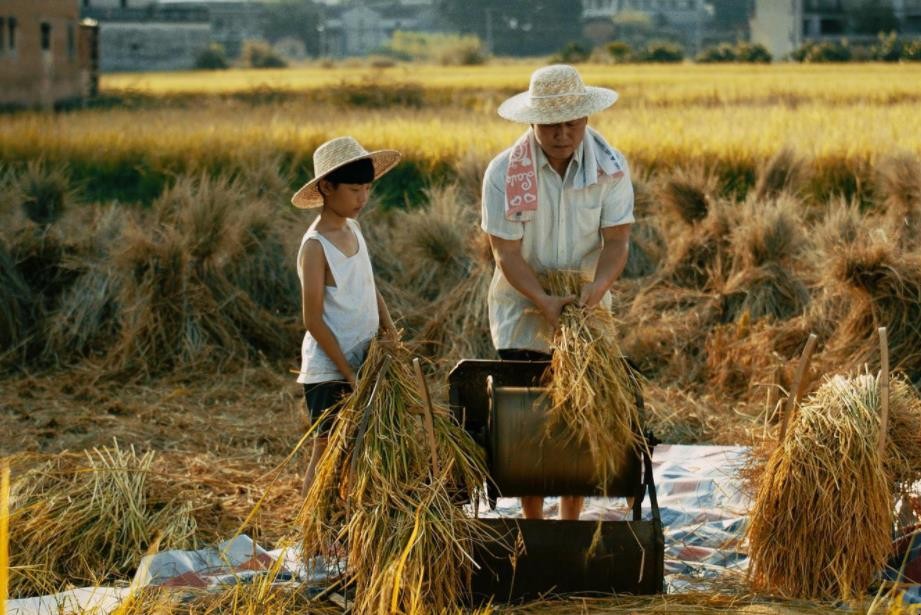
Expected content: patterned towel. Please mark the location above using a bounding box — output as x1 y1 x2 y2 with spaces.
504 126 627 221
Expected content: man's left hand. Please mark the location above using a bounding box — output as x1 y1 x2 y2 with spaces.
578 282 607 309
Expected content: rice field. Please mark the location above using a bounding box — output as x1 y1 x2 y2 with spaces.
2 61 921 613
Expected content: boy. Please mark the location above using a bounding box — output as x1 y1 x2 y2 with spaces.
291 136 400 493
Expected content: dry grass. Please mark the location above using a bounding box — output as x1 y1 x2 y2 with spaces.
747 373 921 601
297 339 491 614
540 271 647 485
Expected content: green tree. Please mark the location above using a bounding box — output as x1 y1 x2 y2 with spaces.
261 0 321 56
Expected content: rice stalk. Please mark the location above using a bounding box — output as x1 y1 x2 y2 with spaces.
747 373 899 601
877 153 921 250
540 270 647 486
297 339 491 614
753 148 807 202
7 443 196 598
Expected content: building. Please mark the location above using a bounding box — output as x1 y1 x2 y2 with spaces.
751 0 921 60
319 2 436 57
581 0 711 52
0 0 97 108
82 0 265 72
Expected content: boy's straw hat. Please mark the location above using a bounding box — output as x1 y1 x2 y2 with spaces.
291 136 401 209
498 64 618 125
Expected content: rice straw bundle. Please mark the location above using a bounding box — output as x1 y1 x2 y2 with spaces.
720 263 809 323
540 270 646 485
7 443 196 598
825 241 921 379
297 339 491 614
747 373 909 601
876 153 921 249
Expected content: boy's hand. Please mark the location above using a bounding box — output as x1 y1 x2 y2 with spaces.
536 293 575 330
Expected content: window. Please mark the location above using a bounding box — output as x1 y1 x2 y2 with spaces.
68 23 75 60
41 22 51 51
83 0 91 7
8 17 16 51
0 18 5 52
120 0 128 8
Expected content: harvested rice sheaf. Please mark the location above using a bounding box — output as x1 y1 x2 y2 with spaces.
540 270 647 485
7 443 196 598
747 373 921 601
297 339 491 614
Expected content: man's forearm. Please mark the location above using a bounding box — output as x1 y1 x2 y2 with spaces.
495 249 549 307
593 238 629 292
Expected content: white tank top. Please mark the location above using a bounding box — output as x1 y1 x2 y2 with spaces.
296 218 379 384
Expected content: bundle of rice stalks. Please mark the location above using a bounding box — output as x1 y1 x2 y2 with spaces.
107 176 298 375
391 183 476 301
876 153 921 249
413 261 494 366
661 198 734 290
747 373 921 601
658 166 718 226
753 148 808 202
704 315 814 403
622 281 721 385
622 219 667 280
297 339 491 614
7 443 196 598
825 241 921 379
719 197 809 323
720 263 810 323
11 160 74 226
540 270 647 484
0 238 34 352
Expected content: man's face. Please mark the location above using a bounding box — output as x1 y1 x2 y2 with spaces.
532 117 588 164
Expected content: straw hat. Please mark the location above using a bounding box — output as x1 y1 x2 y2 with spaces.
497 64 618 125
291 136 401 209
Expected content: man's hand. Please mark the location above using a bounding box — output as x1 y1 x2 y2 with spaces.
537 293 575 330
578 281 607 309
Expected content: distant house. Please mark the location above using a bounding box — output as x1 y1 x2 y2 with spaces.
581 0 711 52
751 0 921 60
319 2 437 57
82 0 265 72
0 0 97 108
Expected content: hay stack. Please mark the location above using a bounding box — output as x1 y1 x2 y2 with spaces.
658 168 733 289
297 339 490 614
623 219 667 280
108 176 297 375
747 373 921 601
877 153 921 249
825 241 921 380
0 238 34 354
752 148 808 202
720 196 809 323
541 271 646 484
7 443 196 598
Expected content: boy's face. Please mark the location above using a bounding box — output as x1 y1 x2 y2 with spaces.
319 181 372 218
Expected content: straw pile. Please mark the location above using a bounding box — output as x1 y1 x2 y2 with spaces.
876 153 921 249
297 339 491 614
825 241 921 379
747 373 921 601
7 443 196 598
540 270 646 485
0 238 33 353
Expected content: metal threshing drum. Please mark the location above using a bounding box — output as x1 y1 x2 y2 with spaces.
487 379 639 497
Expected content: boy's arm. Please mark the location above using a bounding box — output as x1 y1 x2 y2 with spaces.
375 289 398 340
488 234 574 330
301 239 357 386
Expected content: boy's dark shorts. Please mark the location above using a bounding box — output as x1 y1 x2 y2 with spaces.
303 381 351 436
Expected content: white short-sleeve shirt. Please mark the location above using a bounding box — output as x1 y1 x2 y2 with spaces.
480 132 635 353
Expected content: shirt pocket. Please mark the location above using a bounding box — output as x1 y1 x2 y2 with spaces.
573 199 603 241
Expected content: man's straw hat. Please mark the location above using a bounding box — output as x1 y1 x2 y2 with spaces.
498 64 618 125
291 136 401 209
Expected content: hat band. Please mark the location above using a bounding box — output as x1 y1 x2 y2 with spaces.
528 91 588 100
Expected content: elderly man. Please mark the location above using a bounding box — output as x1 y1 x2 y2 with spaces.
481 64 635 521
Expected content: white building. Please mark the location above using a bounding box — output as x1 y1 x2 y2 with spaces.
751 0 921 60
320 2 434 57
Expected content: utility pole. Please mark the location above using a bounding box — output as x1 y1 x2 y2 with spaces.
485 8 494 54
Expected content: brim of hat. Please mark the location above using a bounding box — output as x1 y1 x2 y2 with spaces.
291 149 402 209
497 86 619 124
